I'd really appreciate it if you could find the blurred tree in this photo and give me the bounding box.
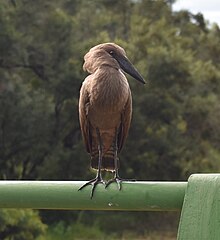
[1,0,220,238]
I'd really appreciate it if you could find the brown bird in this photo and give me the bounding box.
[78,43,145,198]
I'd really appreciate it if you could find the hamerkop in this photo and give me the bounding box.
[78,43,145,198]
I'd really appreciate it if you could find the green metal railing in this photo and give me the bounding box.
[1,174,220,239]
[0,181,186,211]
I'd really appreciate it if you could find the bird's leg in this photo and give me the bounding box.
[105,128,121,190]
[78,128,105,199]
[105,128,135,190]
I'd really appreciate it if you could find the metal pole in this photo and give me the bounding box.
[0,181,186,211]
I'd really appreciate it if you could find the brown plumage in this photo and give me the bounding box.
[78,43,145,198]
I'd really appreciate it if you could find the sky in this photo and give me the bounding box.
[173,0,220,26]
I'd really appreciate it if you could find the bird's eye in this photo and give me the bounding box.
[109,50,114,55]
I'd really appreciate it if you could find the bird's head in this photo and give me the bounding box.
[83,43,145,84]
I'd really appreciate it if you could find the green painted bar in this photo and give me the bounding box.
[0,181,186,211]
[177,174,220,240]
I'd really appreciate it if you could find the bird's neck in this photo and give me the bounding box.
[92,67,129,108]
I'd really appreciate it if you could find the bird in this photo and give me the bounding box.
[78,43,145,198]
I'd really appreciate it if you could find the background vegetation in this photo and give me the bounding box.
[1,0,220,239]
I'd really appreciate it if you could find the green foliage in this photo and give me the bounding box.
[1,0,220,238]
[37,221,108,240]
[37,212,179,240]
[0,209,46,240]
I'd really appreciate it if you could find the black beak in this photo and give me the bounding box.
[114,54,146,84]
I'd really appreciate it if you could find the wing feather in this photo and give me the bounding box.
[118,89,132,152]
[79,81,92,154]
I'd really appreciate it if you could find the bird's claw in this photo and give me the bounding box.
[105,177,122,190]
[78,176,106,199]
[105,177,136,190]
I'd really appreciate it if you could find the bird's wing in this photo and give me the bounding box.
[118,90,132,152]
[79,81,92,154]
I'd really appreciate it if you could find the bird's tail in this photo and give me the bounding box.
[91,146,119,171]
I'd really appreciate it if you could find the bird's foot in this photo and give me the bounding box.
[105,177,136,190]
[78,176,106,199]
